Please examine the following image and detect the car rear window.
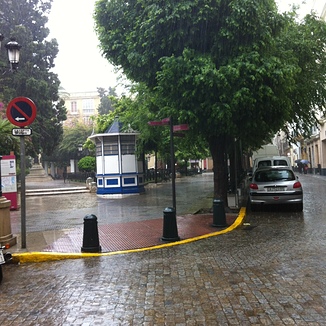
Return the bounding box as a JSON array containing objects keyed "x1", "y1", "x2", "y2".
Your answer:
[
  {"x1": 257, "y1": 159, "x2": 288, "y2": 168},
  {"x1": 257, "y1": 160, "x2": 272, "y2": 168},
  {"x1": 273, "y1": 160, "x2": 288, "y2": 166},
  {"x1": 255, "y1": 169, "x2": 295, "y2": 182}
]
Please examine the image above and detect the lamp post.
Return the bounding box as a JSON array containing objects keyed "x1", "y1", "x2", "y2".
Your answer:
[
  {"x1": 0, "y1": 33, "x2": 21, "y2": 248},
  {"x1": 78, "y1": 144, "x2": 83, "y2": 153},
  {"x1": 0, "y1": 34, "x2": 21, "y2": 72}
]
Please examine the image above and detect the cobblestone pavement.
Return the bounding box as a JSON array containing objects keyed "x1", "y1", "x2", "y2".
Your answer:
[{"x1": 1, "y1": 174, "x2": 326, "y2": 325}]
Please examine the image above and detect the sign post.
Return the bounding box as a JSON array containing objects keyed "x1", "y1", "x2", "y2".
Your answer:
[
  {"x1": 148, "y1": 118, "x2": 189, "y2": 212},
  {"x1": 19, "y1": 136, "x2": 26, "y2": 248},
  {"x1": 148, "y1": 117, "x2": 189, "y2": 242},
  {"x1": 6, "y1": 97, "x2": 37, "y2": 249}
]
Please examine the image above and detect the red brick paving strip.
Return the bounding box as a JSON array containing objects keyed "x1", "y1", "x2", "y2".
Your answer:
[{"x1": 44, "y1": 213, "x2": 238, "y2": 253}]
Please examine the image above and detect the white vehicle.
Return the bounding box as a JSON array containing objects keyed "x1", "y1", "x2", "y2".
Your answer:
[
  {"x1": 253, "y1": 156, "x2": 292, "y2": 173},
  {"x1": 252, "y1": 144, "x2": 279, "y2": 161}
]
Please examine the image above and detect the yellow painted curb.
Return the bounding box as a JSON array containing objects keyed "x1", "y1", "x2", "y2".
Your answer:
[{"x1": 13, "y1": 207, "x2": 246, "y2": 264}]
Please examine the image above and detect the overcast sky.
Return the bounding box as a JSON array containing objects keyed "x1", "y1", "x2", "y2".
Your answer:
[
  {"x1": 47, "y1": 0, "x2": 325, "y2": 94},
  {"x1": 276, "y1": 0, "x2": 325, "y2": 15},
  {"x1": 47, "y1": 0, "x2": 120, "y2": 93}
]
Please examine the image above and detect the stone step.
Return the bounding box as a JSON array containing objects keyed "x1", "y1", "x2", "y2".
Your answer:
[
  {"x1": 26, "y1": 164, "x2": 53, "y2": 182},
  {"x1": 26, "y1": 187, "x2": 89, "y2": 196},
  {"x1": 26, "y1": 176, "x2": 54, "y2": 182},
  {"x1": 28, "y1": 170, "x2": 48, "y2": 176}
]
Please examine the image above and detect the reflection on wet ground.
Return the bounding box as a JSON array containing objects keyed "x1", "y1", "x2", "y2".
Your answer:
[{"x1": 11, "y1": 173, "x2": 214, "y2": 233}]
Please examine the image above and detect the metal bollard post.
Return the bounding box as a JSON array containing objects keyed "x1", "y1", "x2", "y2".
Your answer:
[
  {"x1": 81, "y1": 214, "x2": 101, "y2": 253},
  {"x1": 212, "y1": 198, "x2": 227, "y2": 227},
  {"x1": 161, "y1": 207, "x2": 180, "y2": 242}
]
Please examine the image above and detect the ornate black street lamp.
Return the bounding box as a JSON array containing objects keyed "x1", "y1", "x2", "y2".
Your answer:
[{"x1": 0, "y1": 34, "x2": 21, "y2": 71}]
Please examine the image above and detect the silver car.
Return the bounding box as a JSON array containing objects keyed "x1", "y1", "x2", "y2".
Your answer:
[{"x1": 249, "y1": 166, "x2": 303, "y2": 211}]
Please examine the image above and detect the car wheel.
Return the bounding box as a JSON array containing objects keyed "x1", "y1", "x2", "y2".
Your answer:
[{"x1": 295, "y1": 203, "x2": 303, "y2": 212}]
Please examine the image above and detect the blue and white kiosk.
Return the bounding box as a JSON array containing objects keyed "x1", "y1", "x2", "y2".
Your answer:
[{"x1": 89, "y1": 118, "x2": 145, "y2": 197}]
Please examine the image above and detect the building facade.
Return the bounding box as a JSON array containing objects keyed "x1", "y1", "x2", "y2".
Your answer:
[{"x1": 59, "y1": 89, "x2": 101, "y2": 126}]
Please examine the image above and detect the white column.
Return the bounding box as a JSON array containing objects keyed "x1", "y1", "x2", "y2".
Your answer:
[{"x1": 70, "y1": 159, "x2": 75, "y2": 173}]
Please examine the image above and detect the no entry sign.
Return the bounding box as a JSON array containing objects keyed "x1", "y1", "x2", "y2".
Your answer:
[{"x1": 6, "y1": 97, "x2": 37, "y2": 127}]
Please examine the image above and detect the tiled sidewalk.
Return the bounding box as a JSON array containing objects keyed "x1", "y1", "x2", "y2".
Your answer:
[{"x1": 38, "y1": 213, "x2": 238, "y2": 253}]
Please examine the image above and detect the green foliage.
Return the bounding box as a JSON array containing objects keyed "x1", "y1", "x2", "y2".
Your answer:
[
  {"x1": 77, "y1": 156, "x2": 96, "y2": 172},
  {"x1": 0, "y1": 117, "x2": 19, "y2": 155},
  {"x1": 97, "y1": 87, "x2": 118, "y2": 115},
  {"x1": 84, "y1": 138, "x2": 96, "y2": 156},
  {"x1": 0, "y1": 0, "x2": 67, "y2": 157},
  {"x1": 45, "y1": 122, "x2": 93, "y2": 166},
  {"x1": 276, "y1": 13, "x2": 326, "y2": 140},
  {"x1": 96, "y1": 109, "x2": 119, "y2": 134},
  {"x1": 156, "y1": 47, "x2": 295, "y2": 148},
  {"x1": 94, "y1": 94, "x2": 130, "y2": 133}
]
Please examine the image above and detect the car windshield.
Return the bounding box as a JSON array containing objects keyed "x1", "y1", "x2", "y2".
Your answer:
[{"x1": 255, "y1": 169, "x2": 295, "y2": 182}]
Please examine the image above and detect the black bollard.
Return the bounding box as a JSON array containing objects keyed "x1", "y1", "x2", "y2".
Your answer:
[
  {"x1": 81, "y1": 214, "x2": 101, "y2": 253},
  {"x1": 161, "y1": 207, "x2": 180, "y2": 242},
  {"x1": 212, "y1": 198, "x2": 227, "y2": 227}
]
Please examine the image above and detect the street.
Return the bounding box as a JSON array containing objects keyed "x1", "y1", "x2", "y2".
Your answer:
[{"x1": 1, "y1": 173, "x2": 326, "y2": 325}]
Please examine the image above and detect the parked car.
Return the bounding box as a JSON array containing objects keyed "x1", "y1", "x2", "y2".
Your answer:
[{"x1": 249, "y1": 166, "x2": 303, "y2": 211}]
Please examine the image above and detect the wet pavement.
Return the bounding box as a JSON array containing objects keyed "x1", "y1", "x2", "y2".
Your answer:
[
  {"x1": 1, "y1": 173, "x2": 326, "y2": 325},
  {"x1": 8, "y1": 172, "x2": 242, "y2": 255}
]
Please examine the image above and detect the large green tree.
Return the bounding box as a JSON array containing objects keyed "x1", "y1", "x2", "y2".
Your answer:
[
  {"x1": 94, "y1": 0, "x2": 326, "y2": 205},
  {"x1": 47, "y1": 122, "x2": 94, "y2": 167},
  {"x1": 97, "y1": 87, "x2": 117, "y2": 115},
  {"x1": 0, "y1": 0, "x2": 66, "y2": 158},
  {"x1": 278, "y1": 12, "x2": 326, "y2": 140}
]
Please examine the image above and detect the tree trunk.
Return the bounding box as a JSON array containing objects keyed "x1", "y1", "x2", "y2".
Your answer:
[
  {"x1": 229, "y1": 143, "x2": 236, "y2": 194},
  {"x1": 229, "y1": 139, "x2": 242, "y2": 194},
  {"x1": 209, "y1": 135, "x2": 229, "y2": 207}
]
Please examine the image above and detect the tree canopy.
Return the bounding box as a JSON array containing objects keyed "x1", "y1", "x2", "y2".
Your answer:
[
  {"x1": 97, "y1": 87, "x2": 118, "y2": 115},
  {"x1": 0, "y1": 0, "x2": 66, "y2": 157},
  {"x1": 45, "y1": 122, "x2": 93, "y2": 168},
  {"x1": 94, "y1": 0, "x2": 326, "y2": 204}
]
